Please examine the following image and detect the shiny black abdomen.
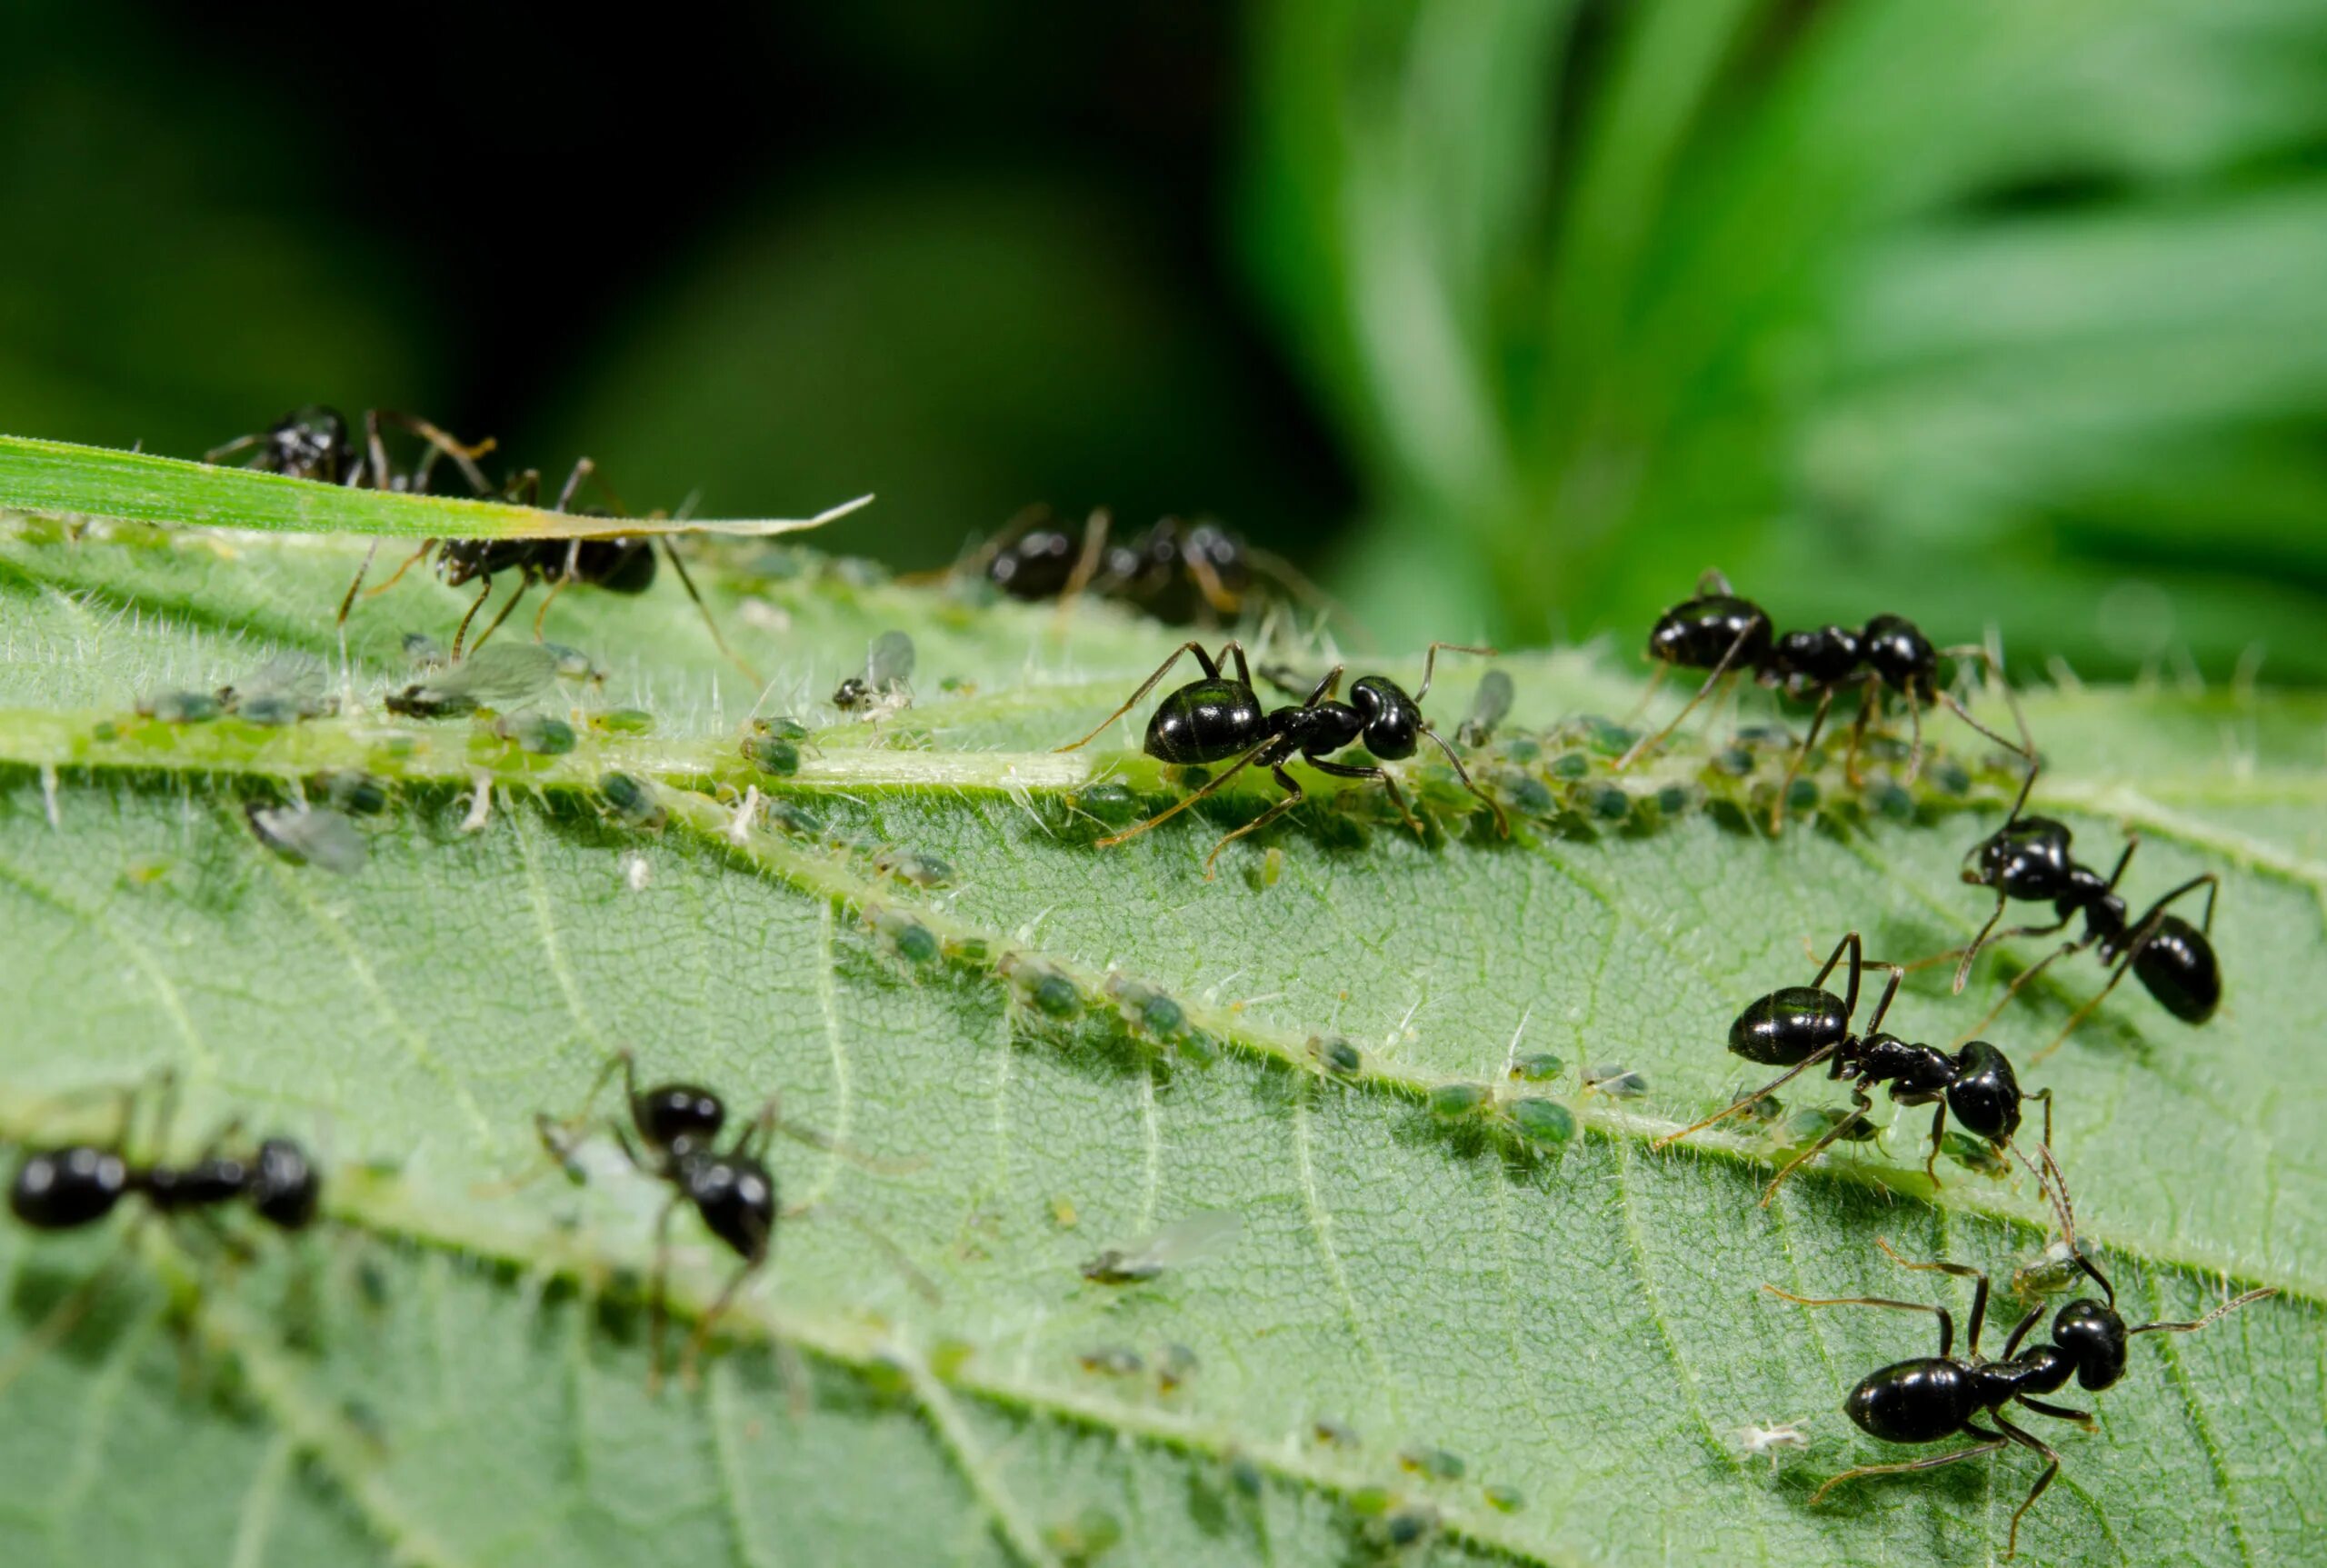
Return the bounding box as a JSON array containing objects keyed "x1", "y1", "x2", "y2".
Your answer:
[
  {"x1": 988, "y1": 528, "x2": 1081, "y2": 599},
  {"x1": 576, "y1": 539, "x2": 657, "y2": 594},
  {"x1": 1146, "y1": 680, "x2": 1269, "y2": 765},
  {"x1": 1729, "y1": 986, "x2": 1851, "y2": 1066},
  {"x1": 9, "y1": 1147, "x2": 130, "y2": 1230},
  {"x1": 1845, "y1": 1357, "x2": 1978, "y2": 1444},
  {"x1": 1647, "y1": 595, "x2": 1773, "y2": 671},
  {"x1": 2133, "y1": 917, "x2": 2221, "y2": 1024}
]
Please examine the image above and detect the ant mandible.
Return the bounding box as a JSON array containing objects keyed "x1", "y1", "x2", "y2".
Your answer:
[
  {"x1": 1653, "y1": 932, "x2": 2050, "y2": 1202},
  {"x1": 1054, "y1": 640, "x2": 1510, "y2": 877},
  {"x1": 1767, "y1": 1149, "x2": 2272, "y2": 1558},
  {"x1": 1944, "y1": 798, "x2": 2220, "y2": 1061},
  {"x1": 1613, "y1": 571, "x2": 2034, "y2": 832}
]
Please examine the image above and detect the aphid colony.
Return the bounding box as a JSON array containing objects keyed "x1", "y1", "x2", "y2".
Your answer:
[{"x1": 20, "y1": 423, "x2": 2262, "y2": 1562}]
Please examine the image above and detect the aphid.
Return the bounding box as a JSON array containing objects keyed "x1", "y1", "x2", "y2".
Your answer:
[
  {"x1": 1614, "y1": 571, "x2": 2035, "y2": 833},
  {"x1": 599, "y1": 772, "x2": 666, "y2": 831},
  {"x1": 216, "y1": 656, "x2": 336, "y2": 725},
  {"x1": 1735, "y1": 1421, "x2": 1811, "y2": 1474},
  {"x1": 1399, "y1": 1446, "x2": 1465, "y2": 1481},
  {"x1": 1508, "y1": 1098, "x2": 1576, "y2": 1147},
  {"x1": 1508, "y1": 1052, "x2": 1563, "y2": 1083},
  {"x1": 245, "y1": 802, "x2": 368, "y2": 874},
  {"x1": 1054, "y1": 640, "x2": 1509, "y2": 877},
  {"x1": 1308, "y1": 1034, "x2": 1363, "y2": 1076},
  {"x1": 1455, "y1": 669, "x2": 1515, "y2": 749},
  {"x1": 495, "y1": 712, "x2": 577, "y2": 756},
  {"x1": 833, "y1": 630, "x2": 915, "y2": 719},
  {"x1": 384, "y1": 642, "x2": 560, "y2": 719},
  {"x1": 1077, "y1": 1345, "x2": 1145, "y2": 1377},
  {"x1": 1429, "y1": 1083, "x2": 1493, "y2": 1118},
  {"x1": 1482, "y1": 1483, "x2": 1525, "y2": 1513},
  {"x1": 1769, "y1": 1164, "x2": 2272, "y2": 1558},
  {"x1": 1157, "y1": 1342, "x2": 1200, "y2": 1393},
  {"x1": 1653, "y1": 932, "x2": 2052, "y2": 1203},
  {"x1": 1949, "y1": 814, "x2": 2220, "y2": 1060},
  {"x1": 1581, "y1": 1064, "x2": 1648, "y2": 1100},
  {"x1": 1781, "y1": 1106, "x2": 1883, "y2": 1148},
  {"x1": 1311, "y1": 1416, "x2": 1361, "y2": 1447},
  {"x1": 135, "y1": 689, "x2": 222, "y2": 724},
  {"x1": 743, "y1": 716, "x2": 810, "y2": 776},
  {"x1": 1080, "y1": 1210, "x2": 1243, "y2": 1284}
]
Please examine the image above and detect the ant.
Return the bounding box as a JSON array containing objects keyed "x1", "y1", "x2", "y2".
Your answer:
[
  {"x1": 1942, "y1": 800, "x2": 2220, "y2": 1061},
  {"x1": 343, "y1": 458, "x2": 759, "y2": 680},
  {"x1": 206, "y1": 404, "x2": 494, "y2": 495},
  {"x1": 945, "y1": 508, "x2": 1343, "y2": 630},
  {"x1": 535, "y1": 1049, "x2": 928, "y2": 1390},
  {"x1": 1613, "y1": 571, "x2": 2034, "y2": 832},
  {"x1": 4, "y1": 1075, "x2": 321, "y2": 1389},
  {"x1": 1653, "y1": 932, "x2": 2050, "y2": 1203},
  {"x1": 1767, "y1": 1148, "x2": 2272, "y2": 1558},
  {"x1": 1054, "y1": 640, "x2": 1510, "y2": 877}
]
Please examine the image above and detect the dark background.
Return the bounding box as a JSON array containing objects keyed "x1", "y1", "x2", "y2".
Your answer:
[{"x1": 6, "y1": 0, "x2": 2326, "y2": 677}]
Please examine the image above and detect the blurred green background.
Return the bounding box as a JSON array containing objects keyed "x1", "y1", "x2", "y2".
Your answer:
[{"x1": 5, "y1": 0, "x2": 2325, "y2": 678}]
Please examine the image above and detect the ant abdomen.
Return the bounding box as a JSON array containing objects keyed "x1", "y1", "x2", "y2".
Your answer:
[
  {"x1": 1649, "y1": 594, "x2": 1772, "y2": 668},
  {"x1": 2127, "y1": 917, "x2": 2220, "y2": 1023},
  {"x1": 1845, "y1": 1359, "x2": 1975, "y2": 1444},
  {"x1": 9, "y1": 1147, "x2": 128, "y2": 1230},
  {"x1": 1146, "y1": 680, "x2": 1267, "y2": 765},
  {"x1": 1727, "y1": 987, "x2": 1850, "y2": 1066}
]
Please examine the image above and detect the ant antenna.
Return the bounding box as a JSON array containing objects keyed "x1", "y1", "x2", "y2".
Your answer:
[
  {"x1": 2011, "y1": 1140, "x2": 2114, "y2": 1306},
  {"x1": 2129, "y1": 1286, "x2": 2276, "y2": 1337}
]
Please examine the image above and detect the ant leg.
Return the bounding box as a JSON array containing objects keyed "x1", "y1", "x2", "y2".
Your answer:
[
  {"x1": 1807, "y1": 1427, "x2": 2009, "y2": 1511},
  {"x1": 1614, "y1": 617, "x2": 1760, "y2": 772},
  {"x1": 1414, "y1": 643, "x2": 1496, "y2": 704},
  {"x1": 360, "y1": 540, "x2": 438, "y2": 603},
  {"x1": 913, "y1": 502, "x2": 1050, "y2": 588},
  {"x1": 335, "y1": 543, "x2": 384, "y2": 634},
  {"x1": 1952, "y1": 887, "x2": 2017, "y2": 994},
  {"x1": 2031, "y1": 954, "x2": 2142, "y2": 1065},
  {"x1": 1957, "y1": 936, "x2": 2092, "y2": 1044},
  {"x1": 1808, "y1": 930, "x2": 1863, "y2": 1006},
  {"x1": 1874, "y1": 1237, "x2": 1991, "y2": 1353},
  {"x1": 1843, "y1": 678, "x2": 1881, "y2": 788},
  {"x1": 1049, "y1": 508, "x2": 1112, "y2": 630},
  {"x1": 1760, "y1": 1086, "x2": 1876, "y2": 1207},
  {"x1": 530, "y1": 573, "x2": 575, "y2": 640},
  {"x1": 1763, "y1": 1282, "x2": 1957, "y2": 1359},
  {"x1": 1201, "y1": 764, "x2": 1310, "y2": 879},
  {"x1": 1923, "y1": 1101, "x2": 1948, "y2": 1188},
  {"x1": 734, "y1": 1096, "x2": 782, "y2": 1161},
  {"x1": 1769, "y1": 685, "x2": 1836, "y2": 835},
  {"x1": 202, "y1": 433, "x2": 265, "y2": 466},
  {"x1": 1619, "y1": 664, "x2": 1670, "y2": 726},
  {"x1": 1651, "y1": 1045, "x2": 1837, "y2": 1149},
  {"x1": 658, "y1": 541, "x2": 765, "y2": 687},
  {"x1": 1308, "y1": 754, "x2": 1420, "y2": 836},
  {"x1": 1094, "y1": 744, "x2": 1269, "y2": 850},
  {"x1": 2024, "y1": 1088, "x2": 2054, "y2": 1154},
  {"x1": 678, "y1": 1246, "x2": 769, "y2": 1392},
  {"x1": 466, "y1": 575, "x2": 534, "y2": 655},
  {"x1": 371, "y1": 409, "x2": 494, "y2": 494},
  {"x1": 2000, "y1": 1300, "x2": 2049, "y2": 1358},
  {"x1": 1901, "y1": 687, "x2": 1926, "y2": 784},
  {"x1": 1992, "y1": 1413, "x2": 2062, "y2": 1559},
  {"x1": 450, "y1": 576, "x2": 498, "y2": 660},
  {"x1": 1694, "y1": 568, "x2": 1734, "y2": 595},
  {"x1": 2017, "y1": 1397, "x2": 2095, "y2": 1431},
  {"x1": 1054, "y1": 640, "x2": 1235, "y2": 753},
  {"x1": 645, "y1": 1193, "x2": 682, "y2": 1394},
  {"x1": 534, "y1": 1050, "x2": 637, "y2": 1174},
  {"x1": 1182, "y1": 537, "x2": 1241, "y2": 619},
  {"x1": 1421, "y1": 724, "x2": 1511, "y2": 835},
  {"x1": 1859, "y1": 964, "x2": 1906, "y2": 1036},
  {"x1": 553, "y1": 457, "x2": 595, "y2": 514}
]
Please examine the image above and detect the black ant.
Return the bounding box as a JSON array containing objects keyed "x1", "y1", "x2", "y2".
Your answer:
[
  {"x1": 1942, "y1": 803, "x2": 2220, "y2": 1061},
  {"x1": 1767, "y1": 1149, "x2": 2272, "y2": 1558},
  {"x1": 206, "y1": 404, "x2": 493, "y2": 495},
  {"x1": 1054, "y1": 640, "x2": 1509, "y2": 877},
  {"x1": 944, "y1": 508, "x2": 1343, "y2": 630},
  {"x1": 1614, "y1": 571, "x2": 2034, "y2": 831},
  {"x1": 3, "y1": 1076, "x2": 321, "y2": 1389},
  {"x1": 342, "y1": 458, "x2": 758, "y2": 681},
  {"x1": 1653, "y1": 932, "x2": 2050, "y2": 1203},
  {"x1": 536, "y1": 1049, "x2": 928, "y2": 1389}
]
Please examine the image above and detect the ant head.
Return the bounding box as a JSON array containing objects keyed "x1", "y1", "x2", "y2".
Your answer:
[
  {"x1": 1858, "y1": 614, "x2": 1937, "y2": 692},
  {"x1": 435, "y1": 539, "x2": 493, "y2": 587},
  {"x1": 250, "y1": 1137, "x2": 321, "y2": 1230},
  {"x1": 1961, "y1": 814, "x2": 2076, "y2": 899},
  {"x1": 1348, "y1": 677, "x2": 1421, "y2": 760},
  {"x1": 682, "y1": 1152, "x2": 777, "y2": 1261},
  {"x1": 266, "y1": 405, "x2": 350, "y2": 480},
  {"x1": 8, "y1": 1146, "x2": 128, "y2": 1231},
  {"x1": 1942, "y1": 1040, "x2": 2022, "y2": 1143},
  {"x1": 2051, "y1": 1297, "x2": 2131, "y2": 1392},
  {"x1": 636, "y1": 1083, "x2": 726, "y2": 1154}
]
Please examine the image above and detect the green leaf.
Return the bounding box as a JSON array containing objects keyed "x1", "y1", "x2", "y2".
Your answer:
[{"x1": 0, "y1": 507, "x2": 2319, "y2": 1568}]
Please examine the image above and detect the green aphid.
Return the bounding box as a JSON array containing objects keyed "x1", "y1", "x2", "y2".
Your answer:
[
  {"x1": 875, "y1": 911, "x2": 941, "y2": 965},
  {"x1": 1308, "y1": 1035, "x2": 1362, "y2": 1077},
  {"x1": 766, "y1": 800, "x2": 825, "y2": 838},
  {"x1": 1549, "y1": 752, "x2": 1589, "y2": 781},
  {"x1": 1429, "y1": 1083, "x2": 1492, "y2": 1119},
  {"x1": 754, "y1": 716, "x2": 811, "y2": 741},
  {"x1": 1503, "y1": 735, "x2": 1542, "y2": 764},
  {"x1": 1506, "y1": 775, "x2": 1555, "y2": 816},
  {"x1": 1782, "y1": 1106, "x2": 1878, "y2": 1144},
  {"x1": 218, "y1": 657, "x2": 335, "y2": 725},
  {"x1": 1312, "y1": 1416, "x2": 1360, "y2": 1447},
  {"x1": 1399, "y1": 1447, "x2": 1465, "y2": 1482},
  {"x1": 1483, "y1": 1483, "x2": 1525, "y2": 1513},
  {"x1": 245, "y1": 802, "x2": 367, "y2": 875},
  {"x1": 136, "y1": 690, "x2": 221, "y2": 724},
  {"x1": 1006, "y1": 957, "x2": 1082, "y2": 1019},
  {"x1": 1714, "y1": 744, "x2": 1755, "y2": 776},
  {"x1": 1226, "y1": 1455, "x2": 1265, "y2": 1499},
  {"x1": 1932, "y1": 759, "x2": 1972, "y2": 797},
  {"x1": 1073, "y1": 781, "x2": 1141, "y2": 827},
  {"x1": 1346, "y1": 1486, "x2": 1393, "y2": 1518},
  {"x1": 1509, "y1": 1098, "x2": 1576, "y2": 1147},
  {"x1": 235, "y1": 694, "x2": 305, "y2": 726},
  {"x1": 1585, "y1": 717, "x2": 1637, "y2": 757},
  {"x1": 1077, "y1": 1345, "x2": 1144, "y2": 1377},
  {"x1": 317, "y1": 771, "x2": 390, "y2": 815},
  {"x1": 593, "y1": 706, "x2": 655, "y2": 736},
  {"x1": 874, "y1": 848, "x2": 954, "y2": 888},
  {"x1": 1044, "y1": 1505, "x2": 1123, "y2": 1565},
  {"x1": 744, "y1": 734, "x2": 802, "y2": 775},
  {"x1": 1587, "y1": 783, "x2": 1631, "y2": 821},
  {"x1": 500, "y1": 713, "x2": 577, "y2": 756},
  {"x1": 1722, "y1": 1083, "x2": 1785, "y2": 1126},
  {"x1": 1785, "y1": 776, "x2": 1818, "y2": 811},
  {"x1": 386, "y1": 643, "x2": 558, "y2": 719},
  {"x1": 1508, "y1": 1052, "x2": 1563, "y2": 1083},
  {"x1": 1653, "y1": 784, "x2": 1690, "y2": 815},
  {"x1": 1941, "y1": 1129, "x2": 2011, "y2": 1179},
  {"x1": 1381, "y1": 1505, "x2": 1439, "y2": 1546},
  {"x1": 1872, "y1": 781, "x2": 1915, "y2": 822},
  {"x1": 1157, "y1": 1342, "x2": 1200, "y2": 1393},
  {"x1": 599, "y1": 771, "x2": 665, "y2": 829}
]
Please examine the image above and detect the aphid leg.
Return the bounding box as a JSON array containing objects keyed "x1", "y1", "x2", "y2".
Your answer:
[
  {"x1": 1201, "y1": 764, "x2": 1310, "y2": 879},
  {"x1": 1762, "y1": 1282, "x2": 1958, "y2": 1359},
  {"x1": 1770, "y1": 685, "x2": 1836, "y2": 836},
  {"x1": 1422, "y1": 724, "x2": 1510, "y2": 835},
  {"x1": 1094, "y1": 743, "x2": 1267, "y2": 853},
  {"x1": 1992, "y1": 1413, "x2": 2062, "y2": 1559},
  {"x1": 1873, "y1": 1237, "x2": 1991, "y2": 1353},
  {"x1": 1413, "y1": 642, "x2": 1497, "y2": 704},
  {"x1": 1806, "y1": 1427, "x2": 2010, "y2": 1512},
  {"x1": 1760, "y1": 1084, "x2": 1877, "y2": 1206},
  {"x1": 1055, "y1": 639, "x2": 1242, "y2": 753},
  {"x1": 450, "y1": 576, "x2": 498, "y2": 660},
  {"x1": 1308, "y1": 755, "x2": 1420, "y2": 837},
  {"x1": 1650, "y1": 1045, "x2": 1837, "y2": 1150},
  {"x1": 1614, "y1": 622, "x2": 1755, "y2": 771}
]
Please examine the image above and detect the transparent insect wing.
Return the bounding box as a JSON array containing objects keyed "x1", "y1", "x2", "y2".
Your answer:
[
  {"x1": 249, "y1": 804, "x2": 369, "y2": 874},
  {"x1": 1467, "y1": 670, "x2": 1514, "y2": 734},
  {"x1": 437, "y1": 644, "x2": 562, "y2": 709},
  {"x1": 1115, "y1": 1210, "x2": 1243, "y2": 1275},
  {"x1": 868, "y1": 630, "x2": 916, "y2": 691}
]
